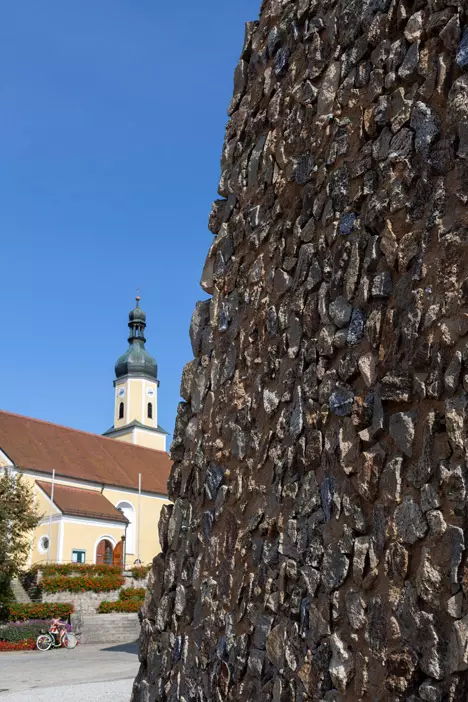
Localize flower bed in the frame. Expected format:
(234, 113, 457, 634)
(8, 602, 74, 622)
(32, 563, 122, 577)
(0, 639, 36, 652)
(130, 566, 150, 580)
(42, 574, 124, 593)
(1, 620, 47, 642)
(119, 587, 146, 601)
(98, 598, 143, 613)
(98, 585, 145, 613)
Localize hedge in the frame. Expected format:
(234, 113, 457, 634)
(98, 598, 143, 613)
(0, 639, 36, 652)
(0, 621, 49, 643)
(131, 566, 150, 580)
(119, 588, 146, 601)
(32, 563, 122, 577)
(41, 574, 124, 593)
(8, 603, 74, 621)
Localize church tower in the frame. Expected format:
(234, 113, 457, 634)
(103, 297, 167, 451)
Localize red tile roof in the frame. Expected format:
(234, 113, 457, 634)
(0, 411, 171, 495)
(37, 481, 128, 523)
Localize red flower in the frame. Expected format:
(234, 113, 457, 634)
(0, 638, 36, 652)
(8, 603, 74, 621)
(41, 574, 124, 594)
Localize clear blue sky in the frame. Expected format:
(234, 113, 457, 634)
(0, 1, 258, 441)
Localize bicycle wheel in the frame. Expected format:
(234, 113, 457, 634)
(36, 634, 53, 652)
(63, 632, 77, 649)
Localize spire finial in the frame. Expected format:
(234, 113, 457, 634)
(136, 286, 141, 306)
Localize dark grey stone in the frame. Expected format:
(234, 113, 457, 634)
(329, 296, 353, 327)
(275, 48, 290, 76)
(395, 497, 428, 544)
(398, 42, 420, 79)
(290, 385, 304, 439)
(389, 127, 414, 160)
(253, 614, 274, 650)
(381, 373, 412, 402)
(389, 411, 417, 457)
(439, 16, 460, 55)
(202, 511, 214, 541)
(205, 463, 225, 500)
(329, 166, 349, 211)
(266, 306, 278, 336)
(321, 475, 334, 521)
(347, 309, 366, 345)
(448, 525, 465, 593)
(329, 389, 355, 416)
(420, 484, 440, 513)
(321, 545, 350, 592)
(248, 649, 265, 677)
(248, 135, 267, 188)
(419, 680, 442, 702)
(267, 26, 283, 57)
(410, 102, 441, 158)
(295, 154, 315, 185)
(339, 212, 357, 235)
(371, 271, 393, 298)
(456, 28, 468, 68)
(189, 301, 210, 357)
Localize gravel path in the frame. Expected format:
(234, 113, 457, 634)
(0, 642, 138, 702)
(0, 678, 133, 702)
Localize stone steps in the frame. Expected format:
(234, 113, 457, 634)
(72, 613, 140, 645)
(11, 578, 31, 603)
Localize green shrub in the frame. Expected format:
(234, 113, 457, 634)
(0, 574, 13, 622)
(0, 621, 47, 643)
(119, 587, 146, 601)
(41, 574, 124, 593)
(130, 566, 150, 580)
(8, 602, 74, 621)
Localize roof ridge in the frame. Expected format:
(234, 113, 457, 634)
(0, 409, 169, 457)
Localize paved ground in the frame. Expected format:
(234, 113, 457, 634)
(0, 641, 139, 702)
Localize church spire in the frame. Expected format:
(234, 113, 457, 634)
(128, 295, 147, 344)
(104, 296, 167, 451)
(114, 296, 158, 381)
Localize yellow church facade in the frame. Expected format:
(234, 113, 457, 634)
(0, 298, 171, 569)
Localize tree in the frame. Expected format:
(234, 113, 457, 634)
(0, 470, 41, 615)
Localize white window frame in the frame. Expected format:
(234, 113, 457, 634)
(116, 500, 136, 555)
(71, 549, 86, 564)
(38, 535, 50, 554)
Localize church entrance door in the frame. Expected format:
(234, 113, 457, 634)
(96, 538, 114, 565)
(112, 539, 124, 567)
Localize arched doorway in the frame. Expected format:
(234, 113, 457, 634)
(96, 538, 114, 565)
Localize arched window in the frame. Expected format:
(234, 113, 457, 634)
(118, 402, 124, 419)
(117, 502, 135, 554)
(147, 402, 153, 419)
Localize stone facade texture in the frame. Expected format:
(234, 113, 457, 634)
(133, 1, 468, 700)
(46, 589, 120, 616)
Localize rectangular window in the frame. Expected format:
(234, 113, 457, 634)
(72, 549, 86, 564)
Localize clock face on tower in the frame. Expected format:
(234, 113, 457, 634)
(146, 388, 154, 397)
(117, 388, 126, 398)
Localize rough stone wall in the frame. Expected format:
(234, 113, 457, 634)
(133, 1, 468, 700)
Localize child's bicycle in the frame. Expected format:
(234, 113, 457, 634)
(36, 620, 77, 651)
